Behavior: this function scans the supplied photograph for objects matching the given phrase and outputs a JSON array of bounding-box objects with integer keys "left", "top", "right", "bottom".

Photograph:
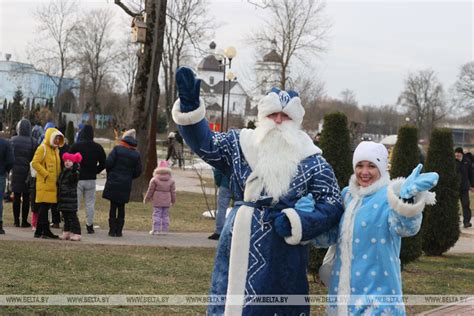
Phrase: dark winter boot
[
  {"left": 34, "top": 224, "right": 43, "bottom": 238},
  {"left": 0, "top": 221, "right": 5, "bottom": 234},
  {"left": 115, "top": 218, "right": 125, "bottom": 237},
  {"left": 21, "top": 210, "right": 31, "bottom": 227},
  {"left": 108, "top": 219, "right": 116, "bottom": 237},
  {"left": 41, "top": 223, "right": 59, "bottom": 239},
  {"left": 13, "top": 211, "right": 20, "bottom": 227}
]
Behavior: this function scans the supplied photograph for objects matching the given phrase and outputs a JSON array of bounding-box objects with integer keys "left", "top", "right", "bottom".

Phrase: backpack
[{"left": 29, "top": 143, "right": 47, "bottom": 178}]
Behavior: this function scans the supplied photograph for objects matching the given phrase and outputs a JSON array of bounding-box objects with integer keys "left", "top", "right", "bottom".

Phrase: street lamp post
[
  {"left": 215, "top": 46, "right": 236, "bottom": 132},
  {"left": 226, "top": 70, "right": 236, "bottom": 131}
]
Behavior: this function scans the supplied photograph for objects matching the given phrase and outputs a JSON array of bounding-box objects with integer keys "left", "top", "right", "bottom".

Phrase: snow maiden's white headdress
[
  {"left": 352, "top": 141, "right": 389, "bottom": 177},
  {"left": 257, "top": 88, "right": 305, "bottom": 126}
]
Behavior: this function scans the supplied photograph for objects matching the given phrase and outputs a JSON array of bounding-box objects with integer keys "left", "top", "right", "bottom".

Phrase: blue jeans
[
  {"left": 215, "top": 186, "right": 232, "bottom": 234},
  {"left": 0, "top": 175, "right": 5, "bottom": 221}
]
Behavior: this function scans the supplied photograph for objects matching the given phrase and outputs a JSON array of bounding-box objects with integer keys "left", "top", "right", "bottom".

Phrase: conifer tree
[
  {"left": 421, "top": 128, "right": 460, "bottom": 255},
  {"left": 390, "top": 125, "right": 422, "bottom": 268},
  {"left": 308, "top": 112, "right": 352, "bottom": 282},
  {"left": 66, "top": 121, "right": 75, "bottom": 146},
  {"left": 319, "top": 112, "right": 352, "bottom": 189}
]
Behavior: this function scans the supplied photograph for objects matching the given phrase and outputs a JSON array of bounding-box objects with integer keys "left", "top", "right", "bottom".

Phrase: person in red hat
[{"left": 57, "top": 152, "right": 83, "bottom": 241}]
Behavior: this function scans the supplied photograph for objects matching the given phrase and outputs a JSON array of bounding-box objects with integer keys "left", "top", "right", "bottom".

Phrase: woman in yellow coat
[{"left": 31, "top": 127, "right": 64, "bottom": 239}]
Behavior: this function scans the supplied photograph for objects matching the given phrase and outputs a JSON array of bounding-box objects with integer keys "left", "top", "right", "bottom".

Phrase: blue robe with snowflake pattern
[{"left": 177, "top": 118, "right": 344, "bottom": 316}]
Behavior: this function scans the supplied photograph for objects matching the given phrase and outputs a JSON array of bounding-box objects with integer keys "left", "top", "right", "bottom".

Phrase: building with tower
[{"left": 196, "top": 42, "right": 249, "bottom": 130}]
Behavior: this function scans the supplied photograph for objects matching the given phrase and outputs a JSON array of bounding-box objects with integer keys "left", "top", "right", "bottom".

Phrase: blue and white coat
[
  {"left": 172, "top": 100, "right": 344, "bottom": 316},
  {"left": 314, "top": 174, "right": 436, "bottom": 316}
]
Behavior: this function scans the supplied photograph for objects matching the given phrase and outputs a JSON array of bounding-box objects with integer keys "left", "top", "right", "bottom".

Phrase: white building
[
  {"left": 248, "top": 40, "right": 282, "bottom": 123},
  {"left": 0, "top": 54, "right": 79, "bottom": 110},
  {"left": 196, "top": 42, "right": 249, "bottom": 129},
  {"left": 255, "top": 40, "right": 282, "bottom": 96}
]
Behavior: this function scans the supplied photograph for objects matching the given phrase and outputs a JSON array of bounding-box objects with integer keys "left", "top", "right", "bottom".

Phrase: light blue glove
[
  {"left": 295, "top": 193, "right": 315, "bottom": 213},
  {"left": 400, "top": 164, "right": 439, "bottom": 199}
]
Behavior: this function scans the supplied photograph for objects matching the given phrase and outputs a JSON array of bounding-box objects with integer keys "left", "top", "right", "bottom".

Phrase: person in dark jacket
[
  {"left": 208, "top": 168, "right": 232, "bottom": 240},
  {"left": 57, "top": 152, "right": 82, "bottom": 241},
  {"left": 455, "top": 147, "right": 474, "bottom": 228},
  {"left": 10, "top": 119, "right": 37, "bottom": 227},
  {"left": 0, "top": 128, "right": 15, "bottom": 234},
  {"left": 69, "top": 124, "right": 106, "bottom": 234},
  {"left": 102, "top": 129, "right": 142, "bottom": 237}
]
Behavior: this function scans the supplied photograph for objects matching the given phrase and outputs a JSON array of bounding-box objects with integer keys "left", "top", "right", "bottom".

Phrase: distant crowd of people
[{"left": 0, "top": 119, "right": 178, "bottom": 240}]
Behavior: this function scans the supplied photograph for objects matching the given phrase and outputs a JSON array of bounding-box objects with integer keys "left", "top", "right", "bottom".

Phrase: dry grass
[
  {"left": 0, "top": 239, "right": 472, "bottom": 315},
  {"left": 2, "top": 191, "right": 216, "bottom": 233}
]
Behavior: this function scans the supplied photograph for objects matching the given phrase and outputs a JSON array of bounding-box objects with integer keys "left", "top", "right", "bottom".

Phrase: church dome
[
  {"left": 197, "top": 55, "right": 222, "bottom": 72},
  {"left": 262, "top": 49, "right": 281, "bottom": 63}
]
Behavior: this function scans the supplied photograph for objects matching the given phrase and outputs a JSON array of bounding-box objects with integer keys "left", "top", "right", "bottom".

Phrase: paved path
[
  {"left": 418, "top": 297, "right": 474, "bottom": 315},
  {"left": 96, "top": 164, "right": 214, "bottom": 194},
  {"left": 0, "top": 226, "right": 217, "bottom": 248},
  {"left": 448, "top": 225, "right": 474, "bottom": 254},
  {"left": 1, "top": 223, "right": 472, "bottom": 253}
]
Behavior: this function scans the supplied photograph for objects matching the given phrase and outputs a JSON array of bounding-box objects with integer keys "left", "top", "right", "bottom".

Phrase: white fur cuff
[
  {"left": 171, "top": 98, "right": 206, "bottom": 126},
  {"left": 282, "top": 208, "right": 303, "bottom": 245},
  {"left": 387, "top": 178, "right": 437, "bottom": 218}
]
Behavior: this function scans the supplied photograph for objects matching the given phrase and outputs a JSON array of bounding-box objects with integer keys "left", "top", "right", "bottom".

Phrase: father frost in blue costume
[{"left": 172, "top": 67, "right": 344, "bottom": 315}]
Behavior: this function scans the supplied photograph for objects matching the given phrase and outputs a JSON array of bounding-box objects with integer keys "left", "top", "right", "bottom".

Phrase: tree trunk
[
  {"left": 280, "top": 64, "right": 287, "bottom": 90},
  {"left": 129, "top": 0, "right": 168, "bottom": 201}
]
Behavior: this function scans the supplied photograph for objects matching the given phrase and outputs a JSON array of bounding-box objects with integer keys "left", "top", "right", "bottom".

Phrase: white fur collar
[
  {"left": 347, "top": 173, "right": 390, "bottom": 198},
  {"left": 239, "top": 128, "right": 321, "bottom": 171}
]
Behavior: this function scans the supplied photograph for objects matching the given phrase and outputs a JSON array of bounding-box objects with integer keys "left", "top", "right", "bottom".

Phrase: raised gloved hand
[
  {"left": 175, "top": 67, "right": 201, "bottom": 112},
  {"left": 274, "top": 214, "right": 292, "bottom": 237},
  {"left": 295, "top": 193, "right": 315, "bottom": 213},
  {"left": 400, "top": 164, "right": 439, "bottom": 200}
]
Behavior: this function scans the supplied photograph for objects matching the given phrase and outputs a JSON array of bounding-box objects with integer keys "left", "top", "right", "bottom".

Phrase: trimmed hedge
[{"left": 421, "top": 128, "right": 460, "bottom": 256}]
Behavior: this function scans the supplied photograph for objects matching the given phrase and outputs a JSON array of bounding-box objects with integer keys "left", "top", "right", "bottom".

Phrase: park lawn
[
  {"left": 2, "top": 191, "right": 216, "bottom": 233},
  {"left": 0, "top": 240, "right": 472, "bottom": 315}
]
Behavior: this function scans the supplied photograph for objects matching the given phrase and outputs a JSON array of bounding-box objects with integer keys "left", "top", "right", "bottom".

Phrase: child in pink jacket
[{"left": 144, "top": 160, "right": 176, "bottom": 235}]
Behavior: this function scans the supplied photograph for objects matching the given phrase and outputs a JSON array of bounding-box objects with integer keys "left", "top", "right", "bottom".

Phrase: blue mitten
[
  {"left": 175, "top": 67, "right": 201, "bottom": 112},
  {"left": 295, "top": 193, "right": 315, "bottom": 213},
  {"left": 274, "top": 214, "right": 292, "bottom": 237},
  {"left": 400, "top": 164, "right": 439, "bottom": 199}
]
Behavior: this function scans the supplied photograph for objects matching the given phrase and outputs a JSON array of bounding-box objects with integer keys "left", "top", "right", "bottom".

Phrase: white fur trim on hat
[
  {"left": 257, "top": 91, "right": 305, "bottom": 126},
  {"left": 281, "top": 208, "right": 303, "bottom": 245},
  {"left": 122, "top": 128, "right": 136, "bottom": 139},
  {"left": 352, "top": 141, "right": 389, "bottom": 176},
  {"left": 172, "top": 98, "right": 206, "bottom": 126}
]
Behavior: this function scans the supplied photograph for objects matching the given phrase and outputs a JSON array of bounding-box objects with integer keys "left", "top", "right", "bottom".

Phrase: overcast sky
[{"left": 0, "top": 0, "right": 472, "bottom": 106}]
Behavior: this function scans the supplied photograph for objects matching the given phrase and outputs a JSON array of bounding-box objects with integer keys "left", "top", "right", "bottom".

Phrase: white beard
[{"left": 252, "top": 118, "right": 302, "bottom": 201}]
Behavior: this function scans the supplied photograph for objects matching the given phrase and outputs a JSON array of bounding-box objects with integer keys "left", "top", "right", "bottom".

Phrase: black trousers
[
  {"left": 109, "top": 201, "right": 126, "bottom": 236},
  {"left": 13, "top": 192, "right": 30, "bottom": 224},
  {"left": 35, "top": 203, "right": 54, "bottom": 236},
  {"left": 51, "top": 203, "right": 61, "bottom": 224},
  {"left": 460, "top": 190, "right": 472, "bottom": 225},
  {"left": 109, "top": 201, "right": 125, "bottom": 220},
  {"left": 62, "top": 211, "right": 81, "bottom": 234}
]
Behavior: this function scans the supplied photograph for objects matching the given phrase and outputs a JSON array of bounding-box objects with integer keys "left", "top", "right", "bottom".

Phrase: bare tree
[
  {"left": 361, "top": 105, "right": 402, "bottom": 135},
  {"left": 340, "top": 89, "right": 358, "bottom": 107},
  {"left": 117, "top": 36, "right": 139, "bottom": 109},
  {"left": 116, "top": 0, "right": 168, "bottom": 200},
  {"left": 162, "top": 0, "right": 214, "bottom": 131},
  {"left": 249, "top": 0, "right": 331, "bottom": 89},
  {"left": 397, "top": 69, "right": 448, "bottom": 139},
  {"left": 72, "top": 8, "right": 118, "bottom": 118},
  {"left": 452, "top": 61, "right": 474, "bottom": 114},
  {"left": 29, "top": 0, "right": 79, "bottom": 112}
]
